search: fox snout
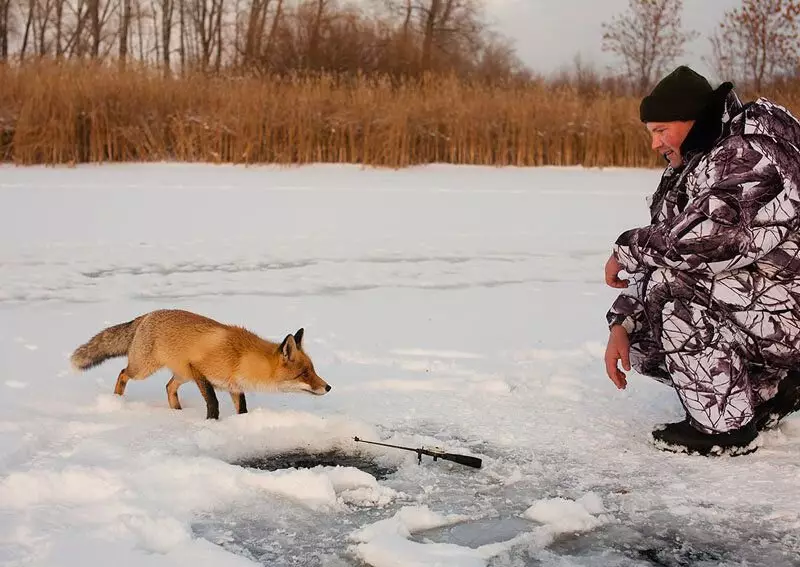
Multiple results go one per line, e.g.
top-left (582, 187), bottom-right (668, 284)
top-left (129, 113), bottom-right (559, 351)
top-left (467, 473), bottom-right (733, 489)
top-left (311, 379), bottom-right (332, 395)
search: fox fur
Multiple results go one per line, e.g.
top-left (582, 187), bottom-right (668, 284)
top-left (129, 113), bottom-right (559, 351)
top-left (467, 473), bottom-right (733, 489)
top-left (70, 309), bottom-right (330, 419)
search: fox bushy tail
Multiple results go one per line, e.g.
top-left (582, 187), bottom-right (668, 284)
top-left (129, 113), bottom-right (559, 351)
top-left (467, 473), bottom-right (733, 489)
top-left (70, 317), bottom-right (144, 371)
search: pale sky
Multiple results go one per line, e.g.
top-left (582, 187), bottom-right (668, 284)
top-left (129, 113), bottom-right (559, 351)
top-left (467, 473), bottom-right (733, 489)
top-left (485, 0), bottom-right (743, 83)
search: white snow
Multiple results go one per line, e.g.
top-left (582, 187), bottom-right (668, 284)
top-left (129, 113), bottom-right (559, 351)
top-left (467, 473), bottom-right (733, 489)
top-left (350, 506), bottom-right (480, 567)
top-left (522, 493), bottom-right (608, 533)
top-left (1, 163), bottom-right (798, 567)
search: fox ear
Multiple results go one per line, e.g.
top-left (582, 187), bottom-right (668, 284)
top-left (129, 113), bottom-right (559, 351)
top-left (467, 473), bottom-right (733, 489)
top-left (294, 328), bottom-right (304, 349)
top-left (280, 334), bottom-right (298, 361)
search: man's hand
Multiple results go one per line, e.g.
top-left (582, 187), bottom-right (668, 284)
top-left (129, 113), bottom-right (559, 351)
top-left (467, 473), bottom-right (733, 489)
top-left (605, 325), bottom-right (631, 389)
top-left (605, 253), bottom-right (629, 288)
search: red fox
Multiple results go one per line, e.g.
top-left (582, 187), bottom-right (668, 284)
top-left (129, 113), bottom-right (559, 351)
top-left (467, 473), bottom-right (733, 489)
top-left (70, 309), bottom-right (331, 419)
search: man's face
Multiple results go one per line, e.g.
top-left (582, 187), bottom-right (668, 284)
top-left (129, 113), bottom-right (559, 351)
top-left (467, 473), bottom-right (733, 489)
top-left (645, 121), bottom-right (695, 167)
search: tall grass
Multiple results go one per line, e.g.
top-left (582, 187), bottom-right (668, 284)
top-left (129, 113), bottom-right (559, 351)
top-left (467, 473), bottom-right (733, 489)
top-left (1, 61), bottom-right (798, 167)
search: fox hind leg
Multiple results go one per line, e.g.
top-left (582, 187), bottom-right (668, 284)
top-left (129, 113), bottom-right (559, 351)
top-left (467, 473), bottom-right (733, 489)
top-left (166, 374), bottom-right (192, 410)
top-left (114, 369), bottom-right (129, 395)
top-left (114, 359), bottom-right (161, 396)
top-left (230, 392), bottom-right (247, 414)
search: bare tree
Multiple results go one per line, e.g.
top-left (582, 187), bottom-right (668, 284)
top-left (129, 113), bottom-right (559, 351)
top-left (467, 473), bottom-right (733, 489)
top-left (399, 0), bottom-right (411, 44)
top-left (383, 0), bottom-right (485, 72)
top-left (188, 0), bottom-right (223, 70)
top-left (19, 0), bottom-right (34, 60)
top-left (263, 0), bottom-right (281, 65)
top-left (473, 31), bottom-right (523, 81)
top-left (88, 0), bottom-right (98, 55)
top-left (32, 0), bottom-right (55, 55)
top-left (53, 0), bottom-right (65, 56)
top-left (0, 0), bottom-right (10, 60)
top-left (178, 0), bottom-right (186, 69)
top-left (601, 0), bottom-right (698, 94)
top-left (81, 0), bottom-right (116, 58)
top-left (708, 0), bottom-right (799, 90)
top-left (373, 0), bottom-right (416, 72)
top-left (307, 0), bottom-right (327, 67)
top-left (120, 0), bottom-right (132, 63)
top-left (416, 0), bottom-right (482, 71)
top-left (64, 0), bottom-right (90, 57)
top-left (213, 0), bottom-right (222, 69)
top-left (160, 0), bottom-right (174, 71)
top-left (142, 0), bottom-right (152, 60)
top-left (241, 0), bottom-right (269, 67)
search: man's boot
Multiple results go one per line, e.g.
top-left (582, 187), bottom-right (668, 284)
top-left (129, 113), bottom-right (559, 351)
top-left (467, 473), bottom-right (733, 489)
top-left (651, 418), bottom-right (759, 456)
top-left (752, 370), bottom-right (800, 432)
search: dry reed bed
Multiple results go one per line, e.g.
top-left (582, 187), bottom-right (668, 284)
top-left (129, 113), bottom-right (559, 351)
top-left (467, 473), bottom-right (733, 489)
top-left (1, 62), bottom-right (798, 167)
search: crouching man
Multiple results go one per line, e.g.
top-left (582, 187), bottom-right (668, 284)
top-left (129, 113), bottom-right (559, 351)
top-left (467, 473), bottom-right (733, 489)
top-left (604, 66), bottom-right (800, 456)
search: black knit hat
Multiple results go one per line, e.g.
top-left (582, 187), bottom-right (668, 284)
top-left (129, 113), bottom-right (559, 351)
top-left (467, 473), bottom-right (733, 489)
top-left (640, 66), bottom-right (714, 122)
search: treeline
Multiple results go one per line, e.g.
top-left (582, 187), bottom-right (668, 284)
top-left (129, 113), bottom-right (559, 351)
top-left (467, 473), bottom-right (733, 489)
top-left (0, 0), bottom-right (524, 79)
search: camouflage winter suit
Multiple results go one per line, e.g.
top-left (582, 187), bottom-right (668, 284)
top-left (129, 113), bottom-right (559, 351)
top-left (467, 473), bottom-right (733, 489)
top-left (607, 84), bottom-right (800, 434)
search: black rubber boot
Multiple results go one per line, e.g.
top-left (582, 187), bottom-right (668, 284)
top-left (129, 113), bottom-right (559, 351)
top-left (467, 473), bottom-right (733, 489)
top-left (651, 418), bottom-right (759, 456)
top-left (752, 370), bottom-right (800, 432)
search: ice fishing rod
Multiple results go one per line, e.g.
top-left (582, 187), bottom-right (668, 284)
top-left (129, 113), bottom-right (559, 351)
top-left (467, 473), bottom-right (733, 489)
top-left (353, 436), bottom-right (482, 469)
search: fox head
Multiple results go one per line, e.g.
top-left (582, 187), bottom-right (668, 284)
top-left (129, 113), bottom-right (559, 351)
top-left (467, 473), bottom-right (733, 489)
top-left (274, 328), bottom-right (331, 395)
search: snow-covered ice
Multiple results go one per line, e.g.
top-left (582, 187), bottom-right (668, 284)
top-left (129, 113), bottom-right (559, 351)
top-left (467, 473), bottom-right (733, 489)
top-left (1, 163), bottom-right (798, 567)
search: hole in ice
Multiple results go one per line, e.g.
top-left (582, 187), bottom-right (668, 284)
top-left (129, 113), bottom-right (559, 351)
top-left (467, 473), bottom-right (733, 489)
top-left (411, 516), bottom-right (532, 548)
top-left (634, 545), bottom-right (724, 567)
top-left (232, 449), bottom-right (398, 480)
top-left (546, 523), bottom-right (766, 567)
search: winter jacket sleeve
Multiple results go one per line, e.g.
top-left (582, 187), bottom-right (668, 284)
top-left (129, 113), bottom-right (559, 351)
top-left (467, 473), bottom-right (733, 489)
top-left (613, 137), bottom-right (791, 276)
top-left (606, 272), bottom-right (648, 334)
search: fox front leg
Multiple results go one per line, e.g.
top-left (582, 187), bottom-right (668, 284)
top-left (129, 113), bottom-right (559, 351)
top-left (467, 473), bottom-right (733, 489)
top-left (230, 392), bottom-right (248, 414)
top-left (179, 364), bottom-right (219, 419)
top-left (194, 376), bottom-right (220, 420)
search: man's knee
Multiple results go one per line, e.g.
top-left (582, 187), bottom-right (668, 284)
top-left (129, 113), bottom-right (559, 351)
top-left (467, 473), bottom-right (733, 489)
top-left (645, 269), bottom-right (714, 343)
top-left (629, 340), bottom-right (672, 384)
